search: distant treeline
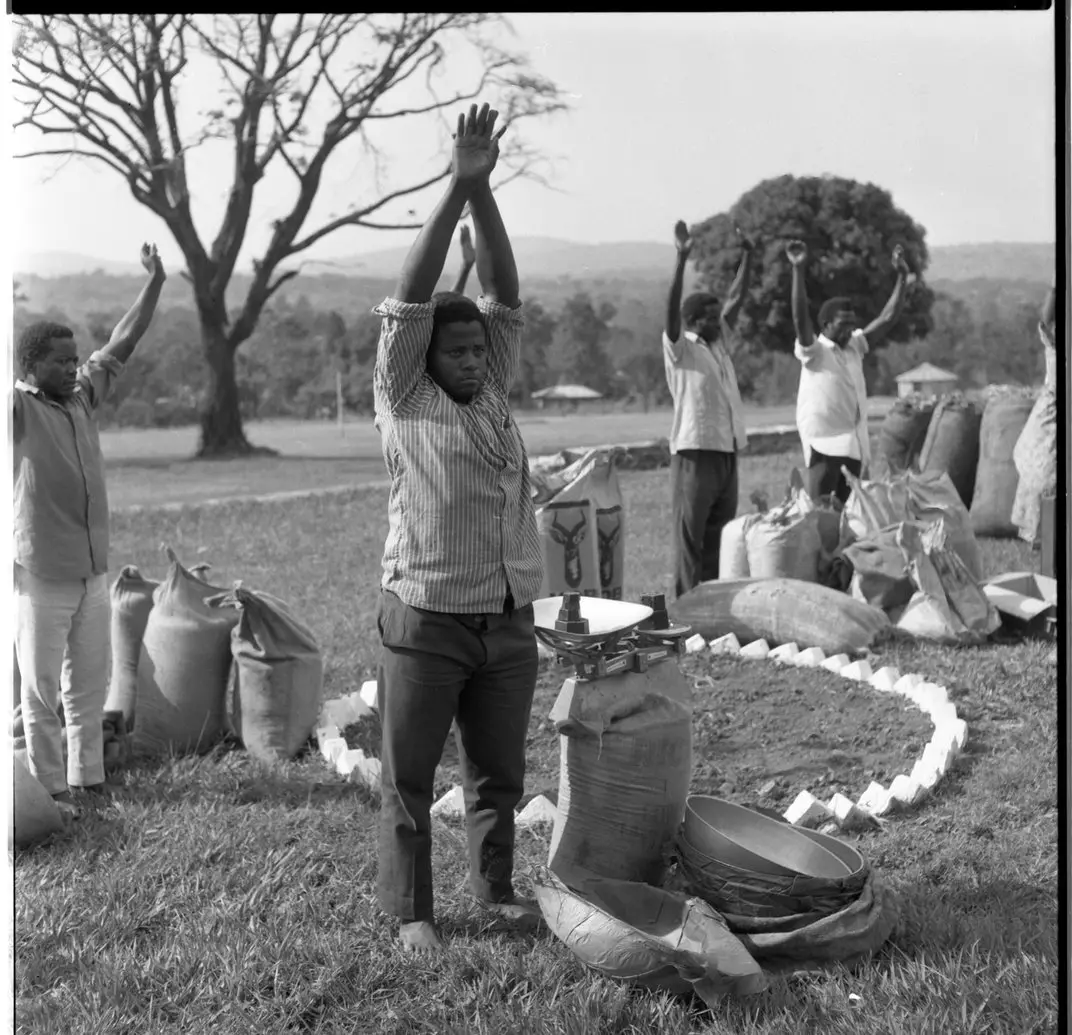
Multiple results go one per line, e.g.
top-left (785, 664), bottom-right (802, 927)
top-left (13, 271), bottom-right (1050, 429)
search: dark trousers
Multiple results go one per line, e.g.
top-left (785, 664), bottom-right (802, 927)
top-left (806, 449), bottom-right (863, 505)
top-left (671, 449), bottom-right (738, 599)
top-left (375, 589), bottom-right (538, 923)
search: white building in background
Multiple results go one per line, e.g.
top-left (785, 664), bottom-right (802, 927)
top-left (895, 363), bottom-right (959, 399)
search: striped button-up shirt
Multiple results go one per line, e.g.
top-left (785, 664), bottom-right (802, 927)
top-left (795, 330), bottom-right (871, 467)
top-left (372, 295), bottom-right (543, 614)
top-left (13, 350), bottom-right (123, 581)
top-left (662, 327), bottom-right (748, 454)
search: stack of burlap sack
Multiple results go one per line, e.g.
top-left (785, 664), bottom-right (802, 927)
top-left (106, 548), bottom-right (323, 762)
top-left (879, 386), bottom-right (1050, 541)
top-left (705, 465), bottom-right (998, 647)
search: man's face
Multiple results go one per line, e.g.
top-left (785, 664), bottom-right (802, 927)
top-left (823, 310), bottom-right (858, 347)
top-left (691, 303), bottom-right (722, 345)
top-left (30, 337), bottom-right (79, 399)
top-left (427, 320), bottom-right (488, 404)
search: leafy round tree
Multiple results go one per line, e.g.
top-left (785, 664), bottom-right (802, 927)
top-left (689, 175), bottom-right (936, 357)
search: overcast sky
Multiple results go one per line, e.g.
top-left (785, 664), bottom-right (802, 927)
top-left (7, 10), bottom-right (1057, 272)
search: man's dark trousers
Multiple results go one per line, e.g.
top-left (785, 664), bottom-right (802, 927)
top-left (375, 588), bottom-right (538, 923)
top-left (672, 448), bottom-right (738, 598)
top-left (806, 448), bottom-right (863, 505)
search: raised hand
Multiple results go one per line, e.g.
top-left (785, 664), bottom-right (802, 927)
top-left (674, 220), bottom-right (693, 257)
top-left (459, 224), bottom-right (476, 266)
top-left (785, 239), bottom-right (808, 266)
top-left (141, 242), bottom-right (165, 280)
top-left (891, 244), bottom-right (910, 276)
top-left (452, 102), bottom-right (507, 184)
top-left (734, 226), bottom-right (755, 252)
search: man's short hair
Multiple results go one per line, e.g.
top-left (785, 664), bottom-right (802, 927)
top-left (681, 292), bottom-right (721, 328)
top-left (817, 297), bottom-right (855, 328)
top-left (430, 292), bottom-right (487, 346)
top-left (16, 321), bottom-right (74, 377)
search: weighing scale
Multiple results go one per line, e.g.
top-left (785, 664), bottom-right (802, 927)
top-left (533, 592), bottom-right (693, 681)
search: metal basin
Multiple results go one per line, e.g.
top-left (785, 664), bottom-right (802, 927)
top-left (683, 795), bottom-right (849, 879)
top-left (793, 824), bottom-right (867, 877)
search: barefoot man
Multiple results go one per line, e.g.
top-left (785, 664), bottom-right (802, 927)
top-left (14, 244), bottom-right (166, 814)
top-left (372, 102), bottom-right (542, 952)
top-left (663, 221), bottom-right (754, 597)
top-left (787, 239), bottom-right (911, 503)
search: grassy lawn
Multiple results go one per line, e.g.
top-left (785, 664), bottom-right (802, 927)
top-left (100, 399), bottom-right (895, 509)
top-left (14, 450), bottom-right (1056, 1034)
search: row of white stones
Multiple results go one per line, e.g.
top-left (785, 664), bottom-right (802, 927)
top-left (683, 631), bottom-right (968, 827)
top-left (312, 634), bottom-right (968, 832)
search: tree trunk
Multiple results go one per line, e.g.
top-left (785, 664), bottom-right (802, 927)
top-left (197, 322), bottom-right (260, 458)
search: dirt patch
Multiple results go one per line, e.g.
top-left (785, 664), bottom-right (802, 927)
top-left (681, 654), bottom-right (933, 807)
top-left (338, 651), bottom-right (934, 811)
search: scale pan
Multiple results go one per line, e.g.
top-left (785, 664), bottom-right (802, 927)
top-left (533, 596), bottom-right (654, 638)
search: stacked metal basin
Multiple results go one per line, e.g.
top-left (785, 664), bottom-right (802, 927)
top-left (677, 795), bottom-right (870, 919)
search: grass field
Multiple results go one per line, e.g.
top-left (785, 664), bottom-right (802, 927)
top-left (14, 447), bottom-right (1057, 1034)
top-left (100, 399), bottom-right (896, 509)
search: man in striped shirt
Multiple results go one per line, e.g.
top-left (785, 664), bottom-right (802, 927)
top-left (372, 102), bottom-right (542, 953)
top-left (663, 220), bottom-right (754, 597)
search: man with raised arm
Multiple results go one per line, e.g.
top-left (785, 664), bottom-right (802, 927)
top-left (663, 221), bottom-right (754, 597)
top-left (371, 102), bottom-right (542, 953)
top-left (786, 239), bottom-right (911, 504)
top-left (14, 244), bottom-right (166, 815)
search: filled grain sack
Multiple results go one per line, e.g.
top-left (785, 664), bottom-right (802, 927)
top-left (103, 565), bottom-right (160, 728)
top-left (671, 578), bottom-right (891, 656)
top-left (917, 393), bottom-right (982, 508)
top-left (548, 667), bottom-right (692, 886)
top-left (225, 586), bottom-right (323, 763)
top-left (745, 499), bottom-right (822, 583)
top-left (879, 394), bottom-right (937, 474)
top-left (719, 513), bottom-right (761, 579)
top-left (843, 469), bottom-right (983, 583)
top-left (535, 449), bottom-right (625, 600)
top-left (970, 386), bottom-right (1036, 538)
top-left (842, 525), bottom-right (916, 612)
top-left (131, 551), bottom-right (240, 757)
top-left (13, 753), bottom-right (66, 849)
top-left (532, 866), bottom-right (767, 1005)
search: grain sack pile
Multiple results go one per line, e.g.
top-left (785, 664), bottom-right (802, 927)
top-left (113, 548), bottom-right (323, 762)
top-left (970, 385), bottom-right (1037, 538)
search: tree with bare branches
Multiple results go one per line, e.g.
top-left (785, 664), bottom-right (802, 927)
top-left (13, 14), bottom-right (564, 456)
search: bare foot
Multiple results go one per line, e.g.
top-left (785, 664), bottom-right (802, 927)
top-left (399, 921), bottom-right (444, 953)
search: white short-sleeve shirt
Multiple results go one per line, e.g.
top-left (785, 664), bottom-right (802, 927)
top-left (794, 330), bottom-right (870, 467)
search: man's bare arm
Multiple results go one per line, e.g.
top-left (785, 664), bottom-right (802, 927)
top-left (786, 239), bottom-right (813, 349)
top-left (469, 180), bottom-right (520, 308)
top-left (101, 244), bottom-right (166, 364)
top-left (861, 245), bottom-right (912, 343)
top-left (451, 224), bottom-right (477, 295)
top-left (665, 220), bottom-right (692, 344)
top-left (1041, 273), bottom-right (1056, 330)
top-left (721, 227), bottom-right (755, 328)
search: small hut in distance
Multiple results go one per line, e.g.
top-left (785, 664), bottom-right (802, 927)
top-left (895, 363), bottom-right (958, 399)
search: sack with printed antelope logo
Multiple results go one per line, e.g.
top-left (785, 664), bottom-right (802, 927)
top-left (534, 449), bottom-right (625, 600)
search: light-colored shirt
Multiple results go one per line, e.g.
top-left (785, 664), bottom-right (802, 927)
top-left (1039, 321), bottom-right (1056, 393)
top-left (372, 295), bottom-right (543, 614)
top-left (795, 330), bottom-right (871, 467)
top-left (662, 328), bottom-right (748, 455)
top-left (13, 350), bottom-right (124, 581)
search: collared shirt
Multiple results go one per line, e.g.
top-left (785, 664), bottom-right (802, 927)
top-left (372, 295), bottom-right (543, 614)
top-left (13, 350), bottom-right (124, 581)
top-left (662, 326), bottom-right (748, 455)
top-left (795, 330), bottom-right (871, 466)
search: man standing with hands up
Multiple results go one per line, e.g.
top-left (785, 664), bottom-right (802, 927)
top-left (663, 220), bottom-right (754, 597)
top-left (371, 102), bottom-right (542, 952)
top-left (787, 239), bottom-right (911, 503)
